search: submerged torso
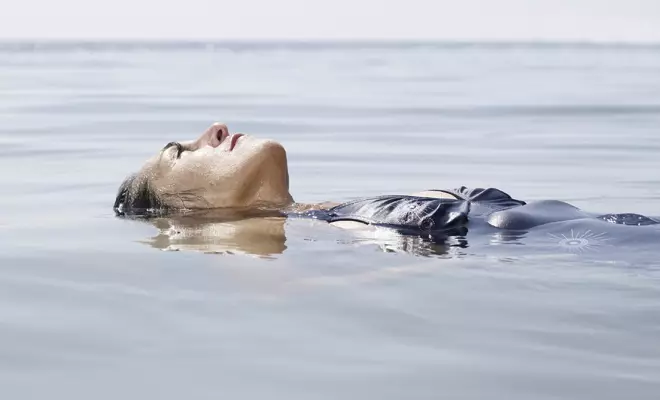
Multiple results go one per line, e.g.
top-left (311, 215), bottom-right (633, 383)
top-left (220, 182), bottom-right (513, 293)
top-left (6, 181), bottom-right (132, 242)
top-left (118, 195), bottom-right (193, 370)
top-left (292, 186), bottom-right (660, 237)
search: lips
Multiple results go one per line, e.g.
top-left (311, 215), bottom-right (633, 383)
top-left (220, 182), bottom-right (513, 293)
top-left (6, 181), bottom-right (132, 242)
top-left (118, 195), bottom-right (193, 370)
top-left (229, 134), bottom-right (244, 151)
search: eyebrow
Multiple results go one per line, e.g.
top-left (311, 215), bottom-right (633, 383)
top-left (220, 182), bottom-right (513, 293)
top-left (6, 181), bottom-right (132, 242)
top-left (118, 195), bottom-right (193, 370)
top-left (161, 141), bottom-right (186, 160)
top-left (162, 141), bottom-right (183, 152)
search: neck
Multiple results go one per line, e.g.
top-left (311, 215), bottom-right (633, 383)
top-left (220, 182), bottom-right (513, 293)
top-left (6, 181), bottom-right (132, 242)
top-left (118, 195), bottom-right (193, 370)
top-left (286, 201), bottom-right (340, 212)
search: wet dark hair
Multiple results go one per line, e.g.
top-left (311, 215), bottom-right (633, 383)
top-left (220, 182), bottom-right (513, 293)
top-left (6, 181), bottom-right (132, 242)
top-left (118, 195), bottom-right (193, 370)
top-left (113, 174), bottom-right (164, 217)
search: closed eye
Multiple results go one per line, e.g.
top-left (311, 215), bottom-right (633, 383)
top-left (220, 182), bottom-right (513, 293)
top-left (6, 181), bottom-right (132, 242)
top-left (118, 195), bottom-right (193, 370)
top-left (163, 141), bottom-right (185, 159)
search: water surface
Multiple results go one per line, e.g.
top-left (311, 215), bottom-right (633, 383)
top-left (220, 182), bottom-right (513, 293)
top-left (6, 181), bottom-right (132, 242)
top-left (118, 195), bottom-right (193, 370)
top-left (1, 42), bottom-right (659, 399)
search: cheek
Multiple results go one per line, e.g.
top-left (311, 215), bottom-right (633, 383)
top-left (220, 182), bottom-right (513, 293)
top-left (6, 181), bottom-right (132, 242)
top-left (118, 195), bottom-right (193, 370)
top-left (170, 151), bottom-right (252, 188)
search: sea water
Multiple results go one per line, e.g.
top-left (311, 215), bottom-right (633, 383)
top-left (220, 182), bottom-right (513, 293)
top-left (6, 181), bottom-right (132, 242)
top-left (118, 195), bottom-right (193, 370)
top-left (0, 42), bottom-right (659, 399)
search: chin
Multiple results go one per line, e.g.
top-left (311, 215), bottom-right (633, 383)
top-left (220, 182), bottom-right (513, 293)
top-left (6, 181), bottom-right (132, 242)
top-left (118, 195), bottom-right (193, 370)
top-left (238, 138), bottom-right (292, 206)
top-left (243, 136), bottom-right (286, 158)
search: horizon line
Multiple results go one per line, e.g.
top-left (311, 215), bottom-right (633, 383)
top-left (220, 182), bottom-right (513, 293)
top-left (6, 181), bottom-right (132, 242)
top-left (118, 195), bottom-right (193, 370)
top-left (1, 38), bottom-right (660, 47)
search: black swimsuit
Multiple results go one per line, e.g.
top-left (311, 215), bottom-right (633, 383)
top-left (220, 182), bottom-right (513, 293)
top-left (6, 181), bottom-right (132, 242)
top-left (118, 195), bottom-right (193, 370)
top-left (294, 187), bottom-right (660, 258)
top-left (300, 186), bottom-right (659, 229)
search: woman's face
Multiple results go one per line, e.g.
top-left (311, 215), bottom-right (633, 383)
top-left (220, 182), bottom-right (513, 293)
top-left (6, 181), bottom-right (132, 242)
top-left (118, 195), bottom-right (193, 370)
top-left (139, 123), bottom-right (292, 209)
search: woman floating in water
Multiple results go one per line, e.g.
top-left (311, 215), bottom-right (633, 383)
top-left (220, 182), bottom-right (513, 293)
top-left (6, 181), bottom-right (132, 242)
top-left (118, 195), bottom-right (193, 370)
top-left (115, 123), bottom-right (660, 257)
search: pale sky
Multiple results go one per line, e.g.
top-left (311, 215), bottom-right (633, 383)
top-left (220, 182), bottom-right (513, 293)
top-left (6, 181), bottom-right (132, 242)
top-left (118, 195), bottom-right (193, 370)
top-left (2, 0), bottom-right (660, 42)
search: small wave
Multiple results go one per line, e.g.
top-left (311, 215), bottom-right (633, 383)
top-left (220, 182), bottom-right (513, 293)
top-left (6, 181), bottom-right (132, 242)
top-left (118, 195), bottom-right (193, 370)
top-left (2, 40), bottom-right (660, 54)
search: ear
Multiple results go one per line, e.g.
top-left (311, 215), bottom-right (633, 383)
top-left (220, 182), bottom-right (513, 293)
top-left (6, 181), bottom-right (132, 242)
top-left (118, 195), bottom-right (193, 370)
top-left (113, 175), bottom-right (134, 216)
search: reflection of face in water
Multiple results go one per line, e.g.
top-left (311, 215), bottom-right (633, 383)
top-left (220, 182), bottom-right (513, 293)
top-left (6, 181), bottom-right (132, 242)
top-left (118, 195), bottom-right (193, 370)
top-left (144, 209), bottom-right (288, 256)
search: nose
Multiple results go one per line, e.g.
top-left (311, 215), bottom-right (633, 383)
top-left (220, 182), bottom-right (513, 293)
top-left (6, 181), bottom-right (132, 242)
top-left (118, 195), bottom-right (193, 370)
top-left (200, 123), bottom-right (229, 148)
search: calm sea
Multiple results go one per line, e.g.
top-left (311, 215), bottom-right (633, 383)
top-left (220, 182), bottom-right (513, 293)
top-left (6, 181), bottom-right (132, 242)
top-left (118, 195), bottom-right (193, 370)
top-left (1, 42), bottom-right (659, 399)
